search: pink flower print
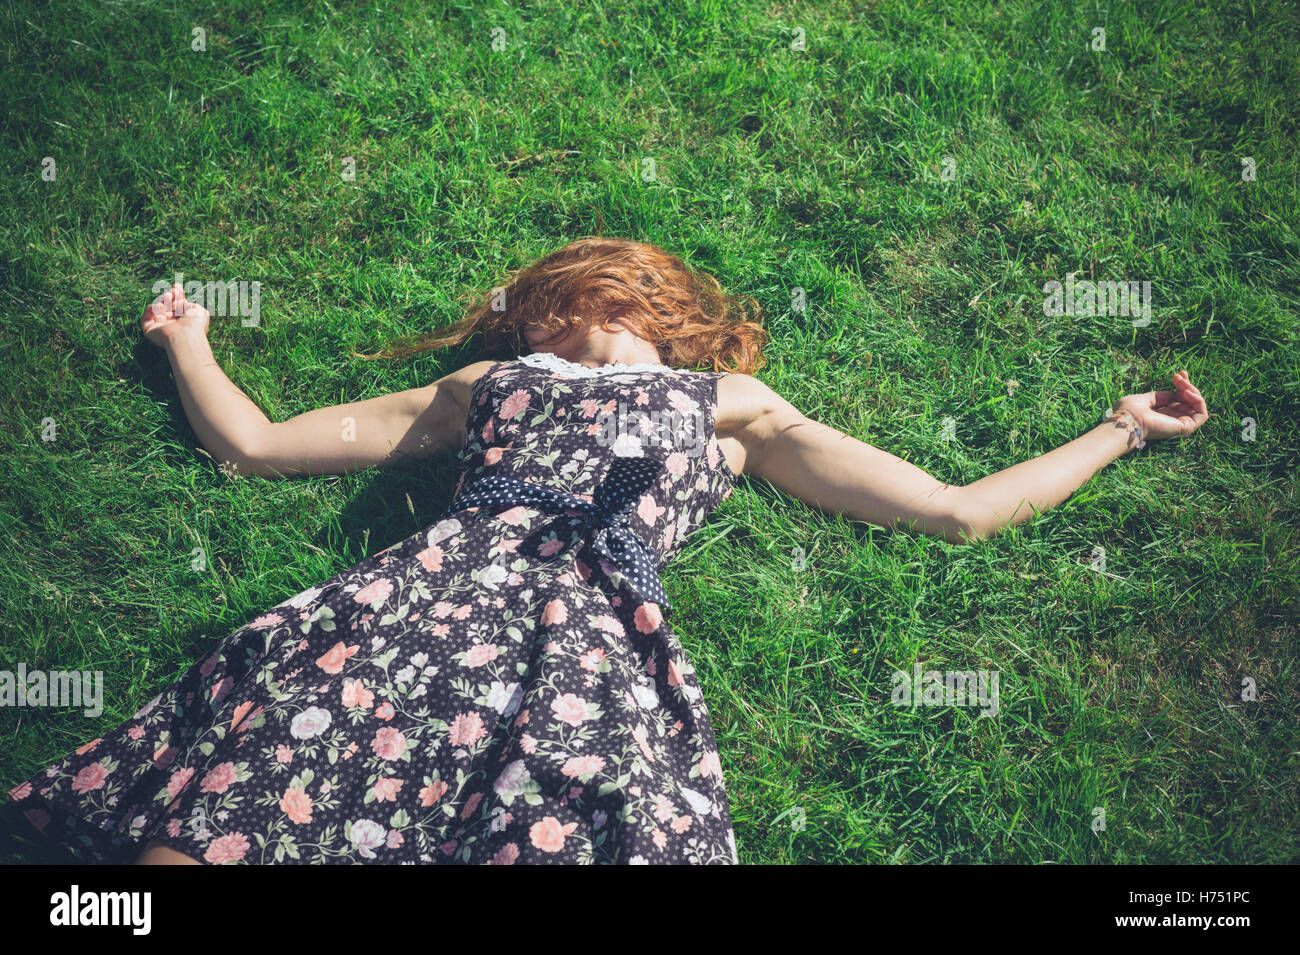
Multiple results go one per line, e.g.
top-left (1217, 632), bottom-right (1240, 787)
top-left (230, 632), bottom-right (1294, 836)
top-left (484, 447), bottom-right (504, 466)
top-left (460, 791), bottom-right (485, 819)
top-left (636, 494), bottom-right (666, 526)
top-left (415, 546), bottom-right (444, 572)
top-left (249, 612), bottom-right (283, 630)
top-left (372, 777), bottom-right (405, 802)
top-left (489, 843), bottom-right (520, 865)
top-left (654, 793), bottom-right (675, 823)
top-left (574, 558), bottom-right (591, 581)
top-left (164, 766), bottom-right (195, 801)
top-left (276, 745), bottom-right (293, 764)
top-left (166, 818), bottom-right (182, 838)
top-left (671, 815), bottom-right (693, 833)
top-left (199, 762), bottom-right (239, 794)
top-left (653, 829), bottom-right (668, 849)
top-left (419, 780), bottom-right (449, 807)
top-left (519, 733), bottom-right (537, 754)
top-left (316, 641), bottom-right (360, 674)
top-left (580, 398), bottom-right (600, 418)
top-left (71, 762), bottom-right (110, 795)
top-left (499, 389), bottom-right (531, 420)
top-left (203, 832), bottom-right (251, 864)
top-left (433, 601), bottom-right (455, 619)
top-left (199, 653), bottom-right (220, 678)
top-left (280, 786), bottom-right (313, 824)
top-left (551, 693), bottom-right (588, 727)
top-left (665, 452), bottom-right (689, 477)
top-left (463, 644), bottom-right (499, 668)
top-left (666, 389), bottom-right (699, 416)
top-left (234, 705), bottom-right (264, 736)
top-left (668, 658), bottom-right (684, 686)
top-left (699, 750), bottom-right (723, 778)
top-left (561, 755), bottom-right (605, 778)
top-left (497, 506), bottom-right (530, 526)
top-left (371, 727), bottom-right (408, 761)
top-left (209, 677), bottom-right (234, 706)
top-left (9, 782), bottom-right (32, 802)
top-left (24, 808), bottom-right (51, 830)
top-left (634, 602), bottom-right (663, 634)
top-left (541, 599), bottom-right (568, 626)
top-left (706, 442), bottom-right (721, 468)
top-left (594, 614), bottom-right (625, 638)
top-left (341, 678), bottom-right (374, 710)
top-left (152, 745), bottom-right (179, 770)
top-left (75, 738), bottom-right (102, 756)
top-left (632, 726), bottom-right (656, 761)
top-left (353, 578), bottom-right (394, 607)
top-left (432, 624), bottom-right (451, 637)
top-left (580, 648), bottom-right (606, 671)
top-left (529, 816), bottom-right (579, 853)
top-left (228, 701), bottom-right (254, 734)
top-left (375, 702), bottom-right (396, 721)
top-left (538, 537), bottom-right (565, 557)
top-left (482, 418), bottom-right (495, 442)
top-left (635, 390), bottom-right (650, 407)
top-left (452, 604), bottom-right (473, 620)
top-left (386, 829), bottom-right (405, 849)
top-left (448, 711), bottom-right (487, 746)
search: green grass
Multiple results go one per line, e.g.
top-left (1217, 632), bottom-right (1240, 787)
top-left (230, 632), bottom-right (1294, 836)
top-left (2, 0), bottom-right (1297, 864)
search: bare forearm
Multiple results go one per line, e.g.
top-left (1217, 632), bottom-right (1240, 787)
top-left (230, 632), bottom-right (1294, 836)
top-left (956, 422), bottom-right (1134, 541)
top-left (164, 330), bottom-right (271, 469)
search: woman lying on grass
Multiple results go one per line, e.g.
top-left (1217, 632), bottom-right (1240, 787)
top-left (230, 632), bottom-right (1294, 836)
top-left (9, 237), bottom-right (1208, 865)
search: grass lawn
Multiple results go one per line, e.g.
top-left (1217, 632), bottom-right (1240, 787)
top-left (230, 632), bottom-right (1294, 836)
top-left (1, 0), bottom-right (1297, 863)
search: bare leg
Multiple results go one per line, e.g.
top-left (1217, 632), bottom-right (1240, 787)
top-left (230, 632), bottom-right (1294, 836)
top-left (135, 837), bottom-right (202, 865)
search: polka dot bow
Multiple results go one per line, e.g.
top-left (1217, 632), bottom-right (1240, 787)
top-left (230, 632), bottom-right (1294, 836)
top-left (451, 457), bottom-right (672, 609)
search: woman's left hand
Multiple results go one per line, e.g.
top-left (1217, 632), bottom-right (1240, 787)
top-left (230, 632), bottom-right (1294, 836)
top-left (1113, 370), bottom-right (1210, 443)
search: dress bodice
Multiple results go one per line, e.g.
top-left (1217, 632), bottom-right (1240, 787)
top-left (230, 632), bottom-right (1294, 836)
top-left (452, 351), bottom-right (737, 566)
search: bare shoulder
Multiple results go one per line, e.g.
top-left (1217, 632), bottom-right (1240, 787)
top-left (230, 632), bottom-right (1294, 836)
top-left (714, 372), bottom-right (804, 476)
top-left (436, 359), bottom-right (502, 407)
top-left (715, 373), bottom-right (798, 431)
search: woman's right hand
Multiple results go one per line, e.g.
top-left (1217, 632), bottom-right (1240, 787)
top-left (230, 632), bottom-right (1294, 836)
top-left (141, 282), bottom-right (210, 348)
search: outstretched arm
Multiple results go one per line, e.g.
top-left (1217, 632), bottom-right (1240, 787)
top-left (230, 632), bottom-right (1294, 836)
top-left (715, 371), bottom-right (1208, 544)
top-left (141, 282), bottom-right (494, 478)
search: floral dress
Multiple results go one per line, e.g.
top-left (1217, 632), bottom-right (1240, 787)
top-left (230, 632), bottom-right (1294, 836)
top-left (7, 351), bottom-right (741, 864)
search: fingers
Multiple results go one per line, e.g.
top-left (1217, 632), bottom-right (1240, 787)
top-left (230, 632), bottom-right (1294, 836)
top-left (1175, 371), bottom-right (1207, 416)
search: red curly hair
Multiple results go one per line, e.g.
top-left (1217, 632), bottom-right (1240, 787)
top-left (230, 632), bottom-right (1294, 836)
top-left (356, 238), bottom-right (768, 374)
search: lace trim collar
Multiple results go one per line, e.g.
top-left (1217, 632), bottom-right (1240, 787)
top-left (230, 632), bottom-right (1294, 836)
top-left (518, 351), bottom-right (679, 378)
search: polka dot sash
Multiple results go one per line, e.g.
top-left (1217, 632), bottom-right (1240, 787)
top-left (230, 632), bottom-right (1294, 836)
top-left (451, 457), bottom-right (672, 609)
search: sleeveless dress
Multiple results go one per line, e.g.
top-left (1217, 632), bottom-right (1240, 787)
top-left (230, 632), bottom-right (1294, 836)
top-left (6, 351), bottom-right (741, 864)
